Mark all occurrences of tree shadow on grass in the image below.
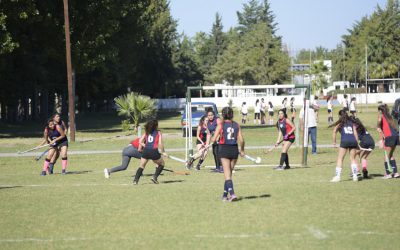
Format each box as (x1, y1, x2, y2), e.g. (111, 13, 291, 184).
(0, 186, 22, 190)
(60, 170, 93, 175)
(160, 180, 184, 184)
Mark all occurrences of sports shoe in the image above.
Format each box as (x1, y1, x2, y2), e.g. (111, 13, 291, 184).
(221, 196, 228, 202)
(284, 165, 291, 170)
(362, 169, 369, 179)
(61, 169, 66, 175)
(48, 165, 54, 175)
(228, 194, 238, 202)
(40, 171, 46, 176)
(330, 176, 341, 182)
(274, 166, 284, 171)
(195, 164, 201, 171)
(133, 179, 138, 185)
(151, 178, 159, 184)
(382, 174, 392, 180)
(352, 173, 359, 182)
(393, 173, 399, 178)
(104, 168, 110, 179)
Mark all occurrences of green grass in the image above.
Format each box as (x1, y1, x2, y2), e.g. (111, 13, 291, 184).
(0, 106, 399, 249)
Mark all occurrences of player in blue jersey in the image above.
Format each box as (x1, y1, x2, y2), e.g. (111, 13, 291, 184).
(133, 120, 166, 185)
(207, 109, 223, 172)
(352, 117, 374, 179)
(274, 109, 296, 170)
(329, 110, 359, 182)
(210, 107, 245, 202)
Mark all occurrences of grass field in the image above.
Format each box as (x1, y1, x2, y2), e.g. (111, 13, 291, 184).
(0, 105, 399, 249)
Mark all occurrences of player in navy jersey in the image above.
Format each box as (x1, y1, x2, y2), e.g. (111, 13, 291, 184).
(377, 104, 399, 179)
(210, 107, 245, 202)
(51, 113, 69, 174)
(188, 115, 210, 170)
(103, 137, 142, 178)
(38, 119, 58, 175)
(133, 120, 166, 185)
(352, 117, 374, 179)
(274, 109, 296, 170)
(329, 110, 359, 182)
(207, 109, 223, 172)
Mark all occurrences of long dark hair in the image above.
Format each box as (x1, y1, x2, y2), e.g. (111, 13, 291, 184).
(199, 115, 207, 127)
(222, 107, 234, 120)
(145, 120, 158, 135)
(269, 101, 273, 108)
(378, 104, 397, 130)
(352, 117, 366, 135)
(327, 96, 332, 102)
(45, 119, 54, 132)
(329, 109, 351, 129)
(276, 109, 288, 129)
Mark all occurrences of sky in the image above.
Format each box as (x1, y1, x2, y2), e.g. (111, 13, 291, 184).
(169, 0, 387, 51)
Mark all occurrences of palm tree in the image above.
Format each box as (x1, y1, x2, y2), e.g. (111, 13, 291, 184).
(114, 92, 157, 134)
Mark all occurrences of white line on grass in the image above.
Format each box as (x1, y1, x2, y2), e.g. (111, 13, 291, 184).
(306, 226, 328, 240)
(204, 164, 302, 168)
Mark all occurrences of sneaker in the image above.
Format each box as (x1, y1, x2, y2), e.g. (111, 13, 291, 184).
(40, 171, 46, 176)
(362, 169, 369, 179)
(104, 168, 110, 179)
(221, 196, 228, 202)
(393, 173, 399, 178)
(330, 176, 341, 182)
(274, 166, 284, 171)
(133, 179, 138, 185)
(352, 173, 359, 182)
(151, 178, 159, 184)
(195, 165, 201, 171)
(48, 166, 54, 175)
(382, 174, 393, 180)
(284, 165, 291, 170)
(61, 169, 66, 175)
(228, 194, 238, 202)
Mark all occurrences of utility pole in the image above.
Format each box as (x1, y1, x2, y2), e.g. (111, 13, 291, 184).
(63, 0, 75, 141)
(365, 45, 368, 105)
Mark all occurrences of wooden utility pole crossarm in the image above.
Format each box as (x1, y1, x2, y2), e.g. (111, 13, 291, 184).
(63, 0, 76, 141)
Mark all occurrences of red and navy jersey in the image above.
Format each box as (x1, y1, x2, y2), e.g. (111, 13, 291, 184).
(207, 119, 218, 135)
(130, 138, 140, 148)
(219, 121, 239, 145)
(278, 119, 295, 139)
(381, 115, 398, 138)
(340, 121, 357, 143)
(144, 130, 160, 149)
(199, 125, 208, 143)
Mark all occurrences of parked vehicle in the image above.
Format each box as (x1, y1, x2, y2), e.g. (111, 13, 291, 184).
(181, 102, 218, 137)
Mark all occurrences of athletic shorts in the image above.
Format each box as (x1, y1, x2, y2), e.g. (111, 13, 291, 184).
(350, 110, 356, 115)
(218, 144, 239, 160)
(340, 140, 358, 149)
(360, 136, 375, 150)
(327, 109, 332, 113)
(196, 139, 206, 145)
(52, 140, 68, 149)
(141, 148, 161, 160)
(242, 112, 248, 116)
(254, 113, 260, 119)
(384, 135, 400, 147)
(284, 138, 295, 144)
(268, 111, 274, 116)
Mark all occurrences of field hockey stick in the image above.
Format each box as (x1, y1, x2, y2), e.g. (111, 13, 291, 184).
(384, 149, 393, 173)
(79, 133, 132, 143)
(189, 144, 212, 160)
(163, 168, 190, 175)
(244, 154, 262, 164)
(161, 153, 187, 163)
(18, 144, 50, 154)
(358, 146, 372, 152)
(35, 148, 50, 161)
(264, 139, 284, 154)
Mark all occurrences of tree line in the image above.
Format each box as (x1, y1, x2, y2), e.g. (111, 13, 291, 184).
(1, 0, 399, 123)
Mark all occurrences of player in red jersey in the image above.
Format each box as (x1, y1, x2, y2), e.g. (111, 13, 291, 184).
(187, 115, 210, 170)
(210, 107, 245, 202)
(377, 104, 399, 179)
(274, 109, 295, 170)
(103, 137, 142, 178)
(133, 120, 166, 184)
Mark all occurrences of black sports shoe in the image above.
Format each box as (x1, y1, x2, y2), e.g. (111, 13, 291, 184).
(195, 164, 201, 171)
(284, 165, 291, 170)
(362, 169, 368, 179)
(151, 178, 159, 184)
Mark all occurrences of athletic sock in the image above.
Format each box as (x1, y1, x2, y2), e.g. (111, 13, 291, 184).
(384, 162, 391, 175)
(361, 159, 367, 170)
(223, 181, 228, 198)
(48, 163, 55, 174)
(335, 167, 342, 177)
(197, 159, 204, 167)
(153, 165, 164, 180)
(390, 160, 397, 173)
(285, 154, 290, 167)
(226, 179, 234, 196)
(43, 158, 50, 171)
(279, 153, 287, 166)
(134, 167, 144, 182)
(61, 157, 68, 170)
(351, 163, 358, 175)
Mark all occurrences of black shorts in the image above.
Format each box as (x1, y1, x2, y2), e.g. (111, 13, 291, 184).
(360, 135, 375, 149)
(290, 107, 296, 113)
(343, 107, 349, 112)
(350, 110, 356, 115)
(254, 113, 260, 119)
(196, 139, 206, 145)
(384, 135, 399, 147)
(52, 140, 68, 149)
(218, 144, 239, 160)
(284, 138, 295, 144)
(268, 111, 274, 116)
(340, 140, 358, 149)
(328, 109, 332, 113)
(242, 112, 248, 116)
(141, 148, 161, 160)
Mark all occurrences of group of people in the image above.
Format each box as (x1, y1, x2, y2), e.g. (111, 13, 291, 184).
(38, 113, 69, 175)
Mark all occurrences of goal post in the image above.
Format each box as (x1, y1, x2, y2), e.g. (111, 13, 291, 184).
(185, 83, 310, 166)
